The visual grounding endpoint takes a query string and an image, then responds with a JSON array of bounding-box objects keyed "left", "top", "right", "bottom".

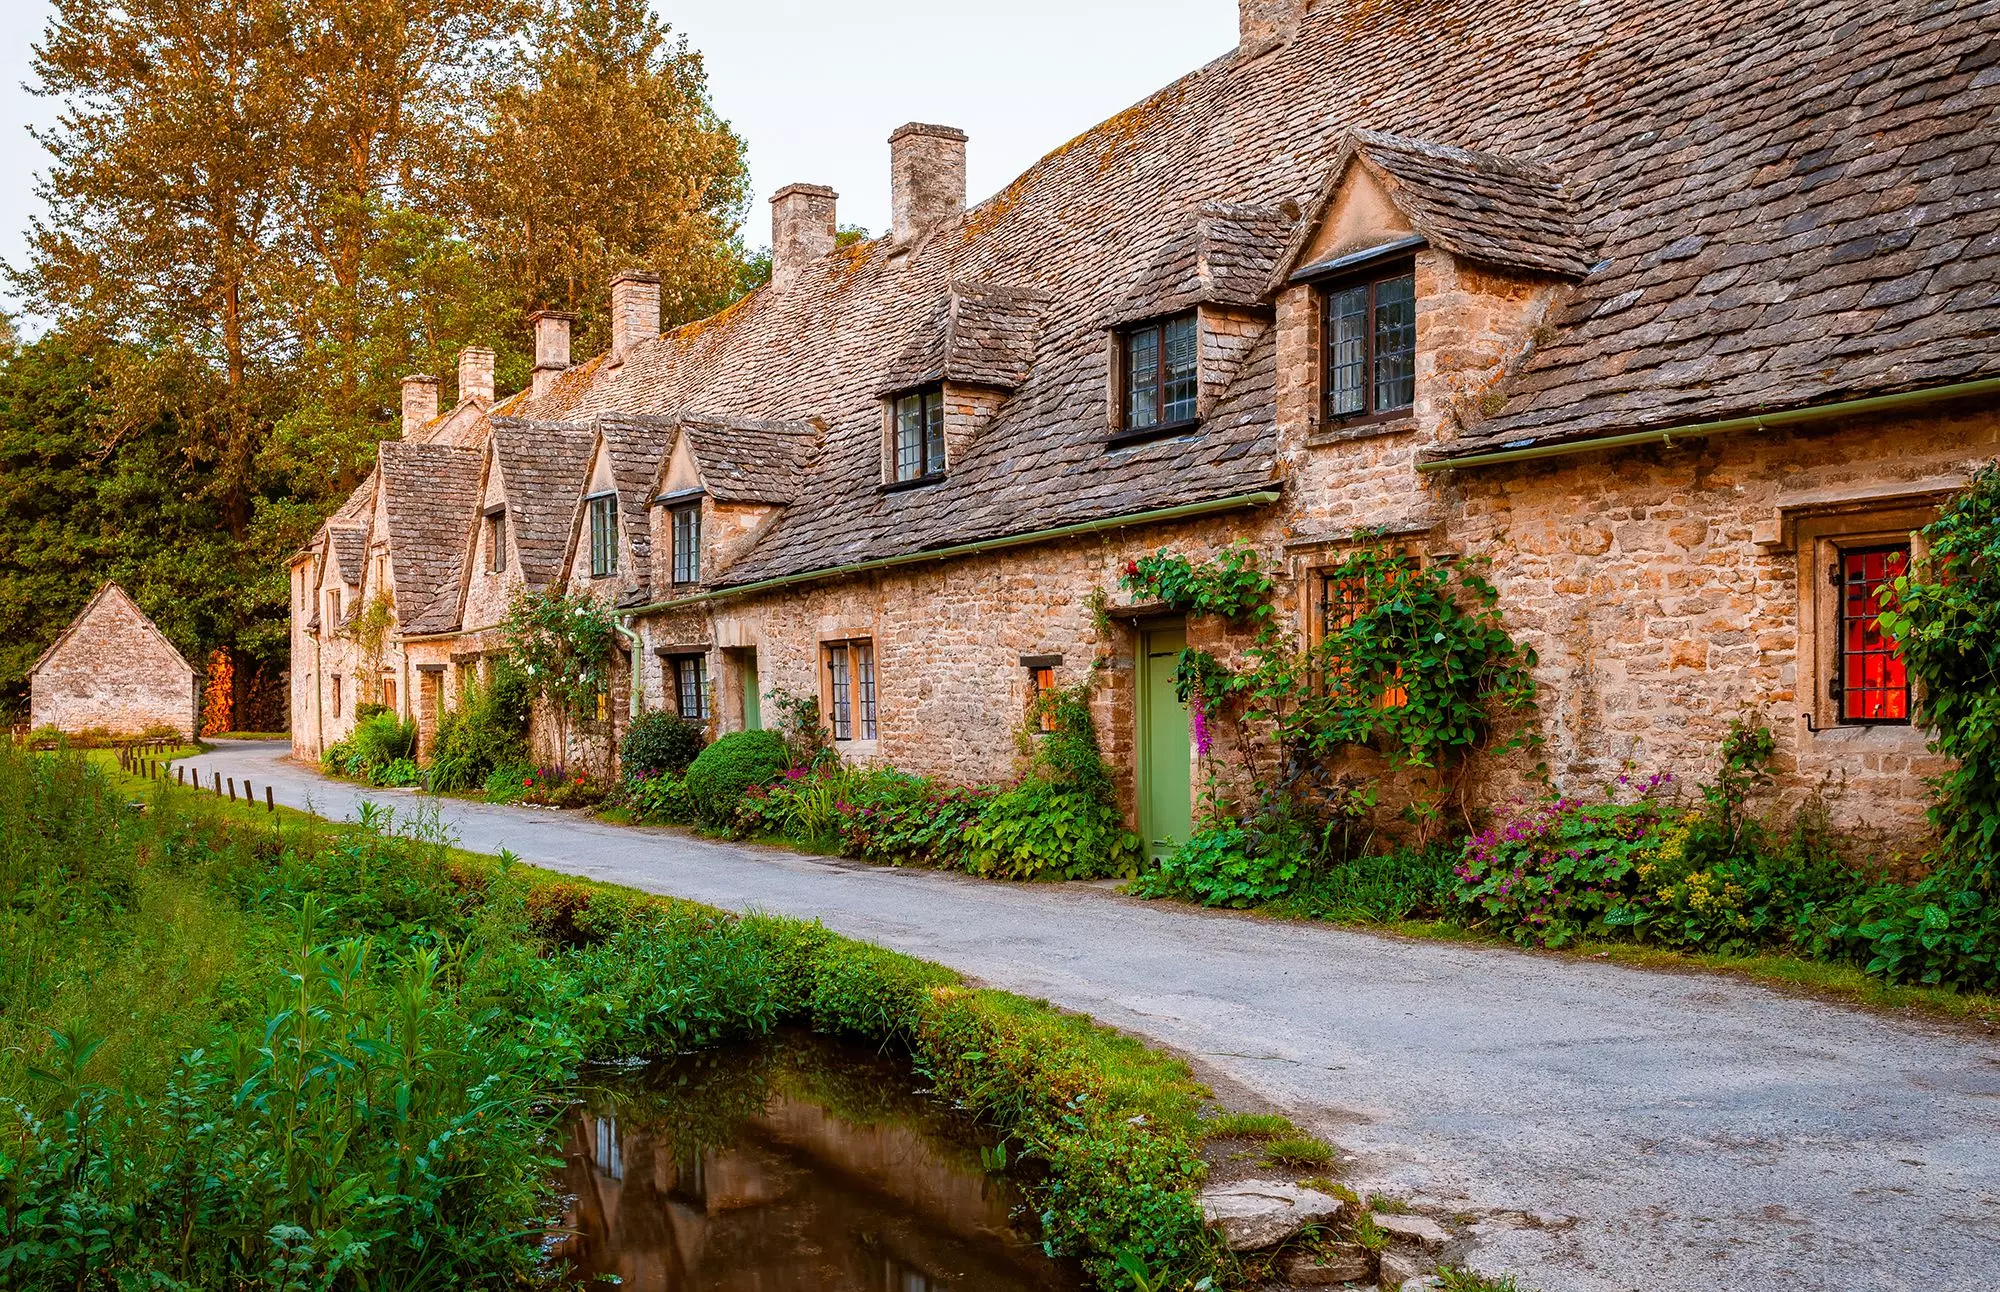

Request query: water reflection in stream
[{"left": 547, "top": 1032, "right": 1084, "bottom": 1291}]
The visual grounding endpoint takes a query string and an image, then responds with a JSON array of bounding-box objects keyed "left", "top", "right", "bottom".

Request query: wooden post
[
  {"left": 176, "top": 765, "right": 184, "bottom": 786},
  {"left": 265, "top": 785, "right": 275, "bottom": 813},
  {"left": 227, "top": 778, "right": 236, "bottom": 802},
  {"left": 213, "top": 770, "right": 221, "bottom": 794}
]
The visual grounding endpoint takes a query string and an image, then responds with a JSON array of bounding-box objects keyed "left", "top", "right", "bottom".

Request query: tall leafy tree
[{"left": 469, "top": 0, "right": 751, "bottom": 341}]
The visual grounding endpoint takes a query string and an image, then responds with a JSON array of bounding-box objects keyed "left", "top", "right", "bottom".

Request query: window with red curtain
[{"left": 1837, "top": 545, "right": 1910, "bottom": 723}]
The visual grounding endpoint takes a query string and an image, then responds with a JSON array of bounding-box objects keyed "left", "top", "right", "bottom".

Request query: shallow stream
[{"left": 546, "top": 1032, "right": 1085, "bottom": 1291}]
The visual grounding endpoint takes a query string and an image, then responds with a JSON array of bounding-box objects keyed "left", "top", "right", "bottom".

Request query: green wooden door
[
  {"left": 741, "top": 654, "right": 762, "bottom": 730},
  {"left": 1138, "top": 626, "right": 1192, "bottom": 859}
]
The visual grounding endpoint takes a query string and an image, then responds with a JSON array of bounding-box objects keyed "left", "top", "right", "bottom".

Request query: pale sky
[{"left": 0, "top": 1, "right": 1241, "bottom": 327}]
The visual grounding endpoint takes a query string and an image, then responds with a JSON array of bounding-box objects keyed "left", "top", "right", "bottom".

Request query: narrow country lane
[{"left": 193, "top": 742, "right": 1999, "bottom": 1292}]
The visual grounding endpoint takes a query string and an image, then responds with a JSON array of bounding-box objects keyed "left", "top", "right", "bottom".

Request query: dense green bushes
[
  {"left": 682, "top": 728, "right": 789, "bottom": 825},
  {"left": 318, "top": 710, "right": 418, "bottom": 785},
  {"left": 620, "top": 708, "right": 707, "bottom": 778},
  {"left": 427, "top": 668, "right": 530, "bottom": 790},
  {"left": 0, "top": 745, "right": 1223, "bottom": 1289}
]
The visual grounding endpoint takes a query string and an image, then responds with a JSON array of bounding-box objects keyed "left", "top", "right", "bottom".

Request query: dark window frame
[
  {"left": 1832, "top": 543, "right": 1912, "bottom": 726},
  {"left": 1319, "top": 263, "right": 1417, "bottom": 427},
  {"left": 670, "top": 503, "right": 701, "bottom": 585},
  {"left": 890, "top": 385, "right": 947, "bottom": 484},
  {"left": 587, "top": 492, "right": 619, "bottom": 578},
  {"left": 667, "top": 652, "right": 709, "bottom": 721},
  {"left": 1115, "top": 310, "right": 1200, "bottom": 440},
  {"left": 485, "top": 508, "right": 506, "bottom": 574}
]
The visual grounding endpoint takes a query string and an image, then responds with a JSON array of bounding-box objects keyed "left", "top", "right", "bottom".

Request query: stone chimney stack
[
  {"left": 456, "top": 346, "right": 495, "bottom": 405},
  {"left": 609, "top": 268, "right": 661, "bottom": 364},
  {"left": 889, "top": 123, "right": 967, "bottom": 244},
  {"left": 528, "top": 309, "right": 576, "bottom": 399},
  {"left": 769, "top": 183, "right": 838, "bottom": 293},
  {"left": 1239, "top": 0, "right": 1304, "bottom": 57},
  {"left": 400, "top": 374, "right": 439, "bottom": 437}
]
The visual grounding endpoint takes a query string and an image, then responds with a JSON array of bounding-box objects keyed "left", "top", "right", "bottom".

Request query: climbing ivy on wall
[{"left": 500, "top": 587, "right": 618, "bottom": 767}]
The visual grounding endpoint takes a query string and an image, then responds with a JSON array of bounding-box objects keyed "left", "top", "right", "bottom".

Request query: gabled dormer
[
  {"left": 561, "top": 414, "right": 677, "bottom": 604},
  {"left": 1103, "top": 203, "right": 1292, "bottom": 446},
  {"left": 460, "top": 417, "right": 596, "bottom": 629},
  {"left": 876, "top": 281, "right": 1048, "bottom": 486},
  {"left": 652, "top": 417, "right": 818, "bottom": 589},
  {"left": 1271, "top": 130, "right": 1594, "bottom": 446}
]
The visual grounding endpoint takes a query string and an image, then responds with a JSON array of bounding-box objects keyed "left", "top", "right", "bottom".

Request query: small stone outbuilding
[{"left": 29, "top": 583, "right": 199, "bottom": 739}]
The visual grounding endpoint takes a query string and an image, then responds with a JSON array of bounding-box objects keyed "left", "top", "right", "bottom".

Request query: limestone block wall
[{"left": 30, "top": 588, "right": 198, "bottom": 739}]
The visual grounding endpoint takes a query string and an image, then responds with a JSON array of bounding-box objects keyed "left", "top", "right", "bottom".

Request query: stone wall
[{"left": 31, "top": 587, "right": 198, "bottom": 739}]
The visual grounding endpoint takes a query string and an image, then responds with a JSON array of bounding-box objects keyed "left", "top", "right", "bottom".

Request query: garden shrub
[
  {"left": 683, "top": 729, "right": 789, "bottom": 827},
  {"left": 483, "top": 759, "right": 538, "bottom": 803},
  {"left": 621, "top": 708, "right": 707, "bottom": 779},
  {"left": 1272, "top": 845, "right": 1458, "bottom": 922},
  {"left": 962, "top": 679, "right": 1140, "bottom": 881},
  {"left": 1136, "top": 821, "right": 1303, "bottom": 908},
  {"left": 1453, "top": 796, "right": 1673, "bottom": 947},
  {"left": 627, "top": 771, "right": 695, "bottom": 823},
  {"left": 428, "top": 673, "right": 530, "bottom": 791}
]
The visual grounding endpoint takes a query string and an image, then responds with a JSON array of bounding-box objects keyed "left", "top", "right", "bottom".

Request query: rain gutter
[
  {"left": 623, "top": 490, "right": 1285, "bottom": 616},
  {"left": 1416, "top": 377, "right": 2000, "bottom": 473}
]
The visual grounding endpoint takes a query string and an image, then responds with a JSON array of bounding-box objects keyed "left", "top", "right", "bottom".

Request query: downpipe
[{"left": 614, "top": 614, "right": 645, "bottom": 719}]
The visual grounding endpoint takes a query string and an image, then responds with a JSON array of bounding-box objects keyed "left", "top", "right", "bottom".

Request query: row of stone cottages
[{"left": 290, "top": 0, "right": 2000, "bottom": 856}]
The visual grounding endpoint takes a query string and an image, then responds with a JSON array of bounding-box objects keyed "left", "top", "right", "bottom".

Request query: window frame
[
  {"left": 1310, "top": 562, "right": 1410, "bottom": 710},
  {"left": 888, "top": 385, "right": 948, "bottom": 485},
  {"left": 670, "top": 503, "right": 701, "bottom": 585},
  {"left": 1318, "top": 262, "right": 1417, "bottom": 427},
  {"left": 821, "top": 638, "right": 878, "bottom": 743},
  {"left": 667, "top": 652, "right": 710, "bottom": 722},
  {"left": 1114, "top": 310, "right": 1200, "bottom": 441},
  {"left": 1831, "top": 543, "right": 1912, "bottom": 727},
  {"left": 485, "top": 507, "right": 507, "bottom": 574},
  {"left": 587, "top": 492, "right": 619, "bottom": 579},
  {"left": 330, "top": 673, "right": 342, "bottom": 719}
]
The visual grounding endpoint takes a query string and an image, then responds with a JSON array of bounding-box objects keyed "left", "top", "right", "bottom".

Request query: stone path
[{"left": 195, "top": 741, "right": 2000, "bottom": 1292}]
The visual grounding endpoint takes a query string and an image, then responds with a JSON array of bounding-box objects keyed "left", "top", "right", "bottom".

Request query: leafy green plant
[
  {"left": 428, "top": 670, "right": 530, "bottom": 791},
  {"left": 682, "top": 729, "right": 789, "bottom": 827},
  {"left": 963, "top": 680, "right": 1140, "bottom": 881},
  {"left": 1120, "top": 543, "right": 1275, "bottom": 624},
  {"left": 766, "top": 687, "right": 831, "bottom": 769},
  {"left": 499, "top": 586, "right": 618, "bottom": 769},
  {"left": 1137, "top": 821, "right": 1304, "bottom": 908},
  {"left": 621, "top": 708, "right": 707, "bottom": 779}
]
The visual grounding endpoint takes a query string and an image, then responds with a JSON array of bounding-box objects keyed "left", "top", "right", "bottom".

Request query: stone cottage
[
  {"left": 290, "top": 0, "right": 2000, "bottom": 854},
  {"left": 32, "top": 583, "right": 199, "bottom": 739}
]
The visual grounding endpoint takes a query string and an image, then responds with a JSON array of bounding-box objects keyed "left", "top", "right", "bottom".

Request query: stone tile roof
[
  {"left": 489, "top": 418, "right": 596, "bottom": 590},
  {"left": 31, "top": 582, "right": 195, "bottom": 677},
  {"left": 1298, "top": 132, "right": 1593, "bottom": 280},
  {"left": 881, "top": 281, "right": 1052, "bottom": 393},
  {"left": 679, "top": 418, "right": 820, "bottom": 505},
  {"left": 494, "top": 0, "right": 1997, "bottom": 575},
  {"left": 1118, "top": 203, "right": 1293, "bottom": 321},
  {"left": 378, "top": 441, "right": 484, "bottom": 634},
  {"left": 325, "top": 525, "right": 368, "bottom": 587},
  {"left": 597, "top": 414, "right": 680, "bottom": 603}
]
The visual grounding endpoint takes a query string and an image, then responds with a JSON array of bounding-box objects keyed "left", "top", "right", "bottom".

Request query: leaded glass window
[
  {"left": 671, "top": 504, "right": 700, "bottom": 584},
  {"left": 893, "top": 387, "right": 946, "bottom": 481},
  {"left": 588, "top": 493, "right": 618, "bottom": 577},
  {"left": 822, "top": 639, "right": 877, "bottom": 742},
  {"left": 1322, "top": 268, "right": 1416, "bottom": 422},
  {"left": 673, "top": 654, "right": 709, "bottom": 721},
  {"left": 1836, "top": 545, "right": 1910, "bottom": 724},
  {"left": 1121, "top": 312, "right": 1199, "bottom": 431}
]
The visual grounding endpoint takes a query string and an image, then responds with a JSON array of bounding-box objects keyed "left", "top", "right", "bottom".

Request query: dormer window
[
  {"left": 1121, "top": 312, "right": 1198, "bottom": 432},
  {"left": 486, "top": 507, "right": 506, "bottom": 574},
  {"left": 892, "top": 386, "right": 946, "bottom": 483},
  {"left": 1323, "top": 267, "right": 1416, "bottom": 423},
  {"left": 588, "top": 493, "right": 618, "bottom": 578},
  {"left": 670, "top": 503, "right": 701, "bottom": 584}
]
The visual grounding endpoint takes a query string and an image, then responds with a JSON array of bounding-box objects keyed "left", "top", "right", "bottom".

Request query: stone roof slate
[
  {"left": 326, "top": 525, "right": 368, "bottom": 587},
  {"left": 881, "top": 281, "right": 1052, "bottom": 393},
  {"left": 1301, "top": 132, "right": 1593, "bottom": 280},
  {"left": 1118, "top": 203, "right": 1294, "bottom": 320},
  {"left": 31, "top": 582, "right": 196, "bottom": 678},
  {"left": 679, "top": 418, "right": 819, "bottom": 505},
  {"left": 378, "top": 441, "right": 484, "bottom": 634},
  {"left": 489, "top": 418, "right": 597, "bottom": 590},
  {"left": 597, "top": 415, "right": 679, "bottom": 603},
  {"left": 495, "top": 0, "right": 2000, "bottom": 570}
]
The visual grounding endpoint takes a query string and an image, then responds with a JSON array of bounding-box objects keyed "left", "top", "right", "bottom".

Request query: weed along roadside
[{"left": 0, "top": 741, "right": 1520, "bottom": 1291}]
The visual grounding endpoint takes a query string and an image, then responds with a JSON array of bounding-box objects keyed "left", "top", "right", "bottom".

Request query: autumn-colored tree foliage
[
  {"left": 1, "top": 0, "right": 751, "bottom": 720},
  {"left": 200, "top": 649, "right": 235, "bottom": 736}
]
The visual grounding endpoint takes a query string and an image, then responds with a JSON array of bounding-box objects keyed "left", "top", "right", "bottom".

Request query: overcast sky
[{"left": 0, "top": 1, "right": 1240, "bottom": 325}]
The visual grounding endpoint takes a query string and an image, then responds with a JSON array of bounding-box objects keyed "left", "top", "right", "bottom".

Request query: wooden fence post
[{"left": 265, "top": 785, "right": 275, "bottom": 813}]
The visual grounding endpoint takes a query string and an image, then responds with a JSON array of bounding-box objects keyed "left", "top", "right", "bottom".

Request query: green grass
[
  {"left": 1261, "top": 1135, "right": 1336, "bottom": 1168},
  {"left": 1198, "top": 1111, "right": 1299, "bottom": 1140}
]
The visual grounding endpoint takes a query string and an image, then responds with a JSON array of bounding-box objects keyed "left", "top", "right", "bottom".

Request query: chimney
[
  {"left": 609, "top": 268, "right": 661, "bottom": 364},
  {"left": 456, "top": 345, "right": 495, "bottom": 405},
  {"left": 528, "top": 309, "right": 576, "bottom": 399},
  {"left": 889, "top": 123, "right": 967, "bottom": 244},
  {"left": 1239, "top": 0, "right": 1304, "bottom": 57},
  {"left": 769, "top": 183, "right": 838, "bottom": 292},
  {"left": 400, "top": 374, "right": 438, "bottom": 437}
]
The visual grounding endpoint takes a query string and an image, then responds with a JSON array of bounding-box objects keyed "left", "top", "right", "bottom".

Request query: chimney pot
[
  {"left": 769, "top": 183, "right": 838, "bottom": 292},
  {"left": 400, "top": 374, "right": 439, "bottom": 437},
  {"left": 889, "top": 123, "right": 967, "bottom": 244},
  {"left": 1239, "top": 0, "right": 1304, "bottom": 57},
  {"left": 528, "top": 309, "right": 577, "bottom": 399},
  {"left": 456, "top": 346, "right": 495, "bottom": 405},
  {"left": 609, "top": 268, "right": 661, "bottom": 364}
]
